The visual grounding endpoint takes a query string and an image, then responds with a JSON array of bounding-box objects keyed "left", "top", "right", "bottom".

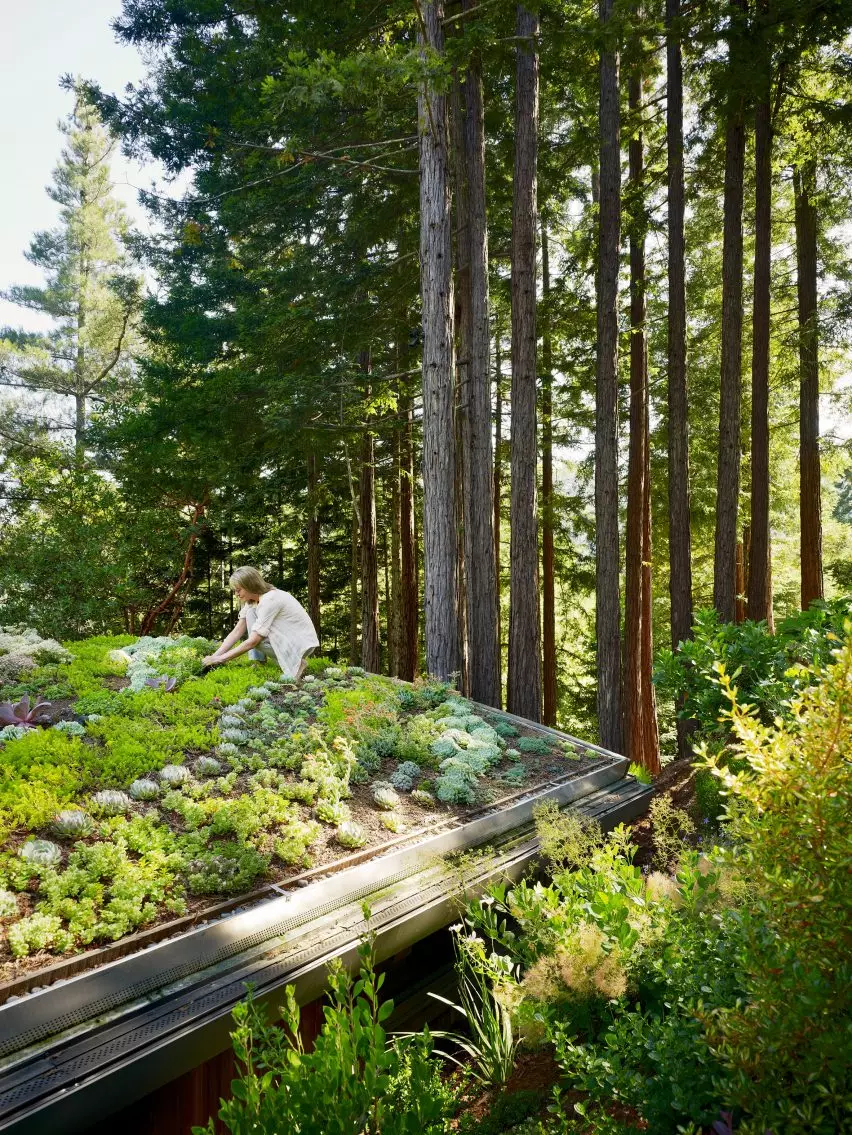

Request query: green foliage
[
  {"left": 646, "top": 796, "right": 695, "bottom": 872},
  {"left": 194, "top": 947, "right": 453, "bottom": 1135},
  {"left": 697, "top": 634, "right": 852, "bottom": 1132},
  {"left": 654, "top": 600, "right": 852, "bottom": 740}
]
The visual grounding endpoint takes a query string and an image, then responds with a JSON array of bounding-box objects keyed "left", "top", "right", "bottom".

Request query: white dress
[{"left": 240, "top": 589, "right": 319, "bottom": 677}]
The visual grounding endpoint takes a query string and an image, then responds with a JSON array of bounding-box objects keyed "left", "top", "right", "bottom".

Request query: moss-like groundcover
[{"left": 0, "top": 631, "right": 591, "bottom": 971}]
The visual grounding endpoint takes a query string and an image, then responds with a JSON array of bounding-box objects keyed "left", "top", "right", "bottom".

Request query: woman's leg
[{"left": 244, "top": 606, "right": 271, "bottom": 663}]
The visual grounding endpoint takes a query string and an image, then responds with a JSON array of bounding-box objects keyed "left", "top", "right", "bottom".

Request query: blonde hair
[{"left": 229, "top": 566, "right": 274, "bottom": 596}]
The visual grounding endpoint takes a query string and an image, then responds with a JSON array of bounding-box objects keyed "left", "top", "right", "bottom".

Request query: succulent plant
[
  {"left": 371, "top": 782, "right": 400, "bottom": 811},
  {"left": 91, "top": 790, "right": 132, "bottom": 816},
  {"left": 52, "top": 720, "right": 86, "bottom": 737},
  {"left": 390, "top": 761, "right": 421, "bottom": 792},
  {"left": 324, "top": 667, "right": 344, "bottom": 679},
  {"left": 0, "top": 725, "right": 27, "bottom": 743},
  {"left": 130, "top": 778, "right": 160, "bottom": 801},
  {"left": 219, "top": 713, "right": 244, "bottom": 729},
  {"left": 53, "top": 809, "right": 94, "bottom": 838},
  {"left": 517, "top": 735, "right": 552, "bottom": 756},
  {"left": 0, "top": 890, "right": 19, "bottom": 920},
  {"left": 411, "top": 789, "right": 436, "bottom": 809},
  {"left": 160, "top": 764, "right": 190, "bottom": 785},
  {"left": 494, "top": 721, "right": 519, "bottom": 739},
  {"left": 246, "top": 686, "right": 272, "bottom": 701},
  {"left": 145, "top": 675, "right": 178, "bottom": 692},
  {"left": 220, "top": 728, "right": 250, "bottom": 745},
  {"left": 315, "top": 798, "right": 351, "bottom": 825},
  {"left": 20, "top": 839, "right": 62, "bottom": 867},
  {"left": 336, "top": 821, "right": 368, "bottom": 849},
  {"left": 381, "top": 812, "right": 406, "bottom": 834},
  {"left": 217, "top": 742, "right": 239, "bottom": 758},
  {"left": 0, "top": 695, "right": 51, "bottom": 730},
  {"left": 195, "top": 756, "right": 221, "bottom": 778}
]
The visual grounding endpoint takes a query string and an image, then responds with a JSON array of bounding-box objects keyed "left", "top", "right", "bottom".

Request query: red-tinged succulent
[
  {"left": 145, "top": 675, "right": 178, "bottom": 692},
  {"left": 0, "top": 695, "right": 52, "bottom": 729}
]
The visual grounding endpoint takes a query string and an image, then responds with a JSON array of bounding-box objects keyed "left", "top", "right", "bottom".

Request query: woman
[{"left": 202, "top": 567, "right": 319, "bottom": 679}]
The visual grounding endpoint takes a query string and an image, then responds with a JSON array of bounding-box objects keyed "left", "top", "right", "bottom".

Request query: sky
[{"left": 0, "top": 0, "right": 158, "bottom": 332}]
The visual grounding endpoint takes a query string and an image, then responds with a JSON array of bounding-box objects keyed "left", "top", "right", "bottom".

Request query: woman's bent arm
[{"left": 212, "top": 618, "right": 246, "bottom": 658}]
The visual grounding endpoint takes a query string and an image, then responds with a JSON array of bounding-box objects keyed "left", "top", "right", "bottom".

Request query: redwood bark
[
  {"left": 747, "top": 91, "right": 773, "bottom": 627},
  {"left": 508, "top": 4, "right": 542, "bottom": 722},
  {"left": 595, "top": 0, "right": 624, "bottom": 753},
  {"left": 665, "top": 0, "right": 693, "bottom": 654},
  {"left": 419, "top": 0, "right": 460, "bottom": 680},
  {"left": 359, "top": 354, "right": 380, "bottom": 674},
  {"left": 794, "top": 162, "right": 823, "bottom": 609},
  {"left": 460, "top": 12, "right": 500, "bottom": 706},
  {"left": 625, "top": 51, "right": 660, "bottom": 775},
  {"left": 390, "top": 420, "right": 402, "bottom": 676},
  {"left": 349, "top": 510, "right": 360, "bottom": 666},
  {"left": 541, "top": 221, "right": 557, "bottom": 727},
  {"left": 494, "top": 331, "right": 503, "bottom": 677},
  {"left": 307, "top": 451, "right": 321, "bottom": 647},
  {"left": 400, "top": 388, "right": 419, "bottom": 679},
  {"left": 666, "top": 0, "right": 694, "bottom": 760},
  {"left": 735, "top": 539, "right": 746, "bottom": 622},
  {"left": 713, "top": 0, "right": 748, "bottom": 623}
]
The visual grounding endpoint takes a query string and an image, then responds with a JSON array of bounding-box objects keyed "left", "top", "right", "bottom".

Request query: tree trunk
[
  {"left": 349, "top": 510, "right": 360, "bottom": 666},
  {"left": 400, "top": 388, "right": 419, "bottom": 680},
  {"left": 665, "top": 0, "right": 693, "bottom": 650},
  {"left": 735, "top": 539, "right": 746, "bottom": 622},
  {"left": 494, "top": 330, "right": 503, "bottom": 684},
  {"left": 794, "top": 162, "right": 823, "bottom": 609},
  {"left": 641, "top": 375, "right": 660, "bottom": 772},
  {"left": 359, "top": 353, "right": 381, "bottom": 673},
  {"left": 713, "top": 0, "right": 748, "bottom": 623},
  {"left": 666, "top": 0, "right": 694, "bottom": 760},
  {"left": 595, "top": 0, "right": 624, "bottom": 754},
  {"left": 508, "top": 3, "right": 542, "bottom": 722},
  {"left": 307, "top": 451, "right": 322, "bottom": 648},
  {"left": 390, "top": 420, "right": 402, "bottom": 677},
  {"left": 459, "top": 12, "right": 500, "bottom": 706},
  {"left": 624, "top": 46, "right": 660, "bottom": 775},
  {"left": 541, "top": 221, "right": 557, "bottom": 727},
  {"left": 419, "top": 0, "right": 460, "bottom": 681},
  {"left": 747, "top": 88, "right": 773, "bottom": 626},
  {"left": 625, "top": 59, "right": 647, "bottom": 771}
]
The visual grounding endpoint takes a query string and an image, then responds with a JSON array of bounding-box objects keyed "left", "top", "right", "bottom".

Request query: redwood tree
[
  {"left": 508, "top": 3, "right": 542, "bottom": 721},
  {"left": 794, "top": 161, "right": 824, "bottom": 609},
  {"left": 595, "top": 0, "right": 624, "bottom": 753},
  {"left": 713, "top": 0, "right": 748, "bottom": 623},
  {"left": 419, "top": 0, "right": 460, "bottom": 681}
]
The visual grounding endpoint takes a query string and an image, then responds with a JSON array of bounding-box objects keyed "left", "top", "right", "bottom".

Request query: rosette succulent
[
  {"left": 411, "top": 789, "right": 436, "bottom": 809},
  {"left": 92, "top": 790, "right": 132, "bottom": 816},
  {"left": 336, "top": 821, "right": 368, "bottom": 849},
  {"left": 0, "top": 695, "right": 51, "bottom": 730},
  {"left": 52, "top": 720, "right": 85, "bottom": 737},
  {"left": 371, "top": 782, "right": 400, "bottom": 811},
  {"left": 0, "top": 890, "right": 18, "bottom": 920},
  {"left": 160, "top": 764, "right": 190, "bottom": 786},
  {"left": 315, "top": 798, "right": 350, "bottom": 825},
  {"left": 195, "top": 756, "right": 221, "bottom": 778},
  {"left": 20, "top": 839, "right": 62, "bottom": 867},
  {"left": 130, "top": 778, "right": 160, "bottom": 801},
  {"left": 389, "top": 761, "right": 421, "bottom": 792},
  {"left": 53, "top": 809, "right": 94, "bottom": 838},
  {"left": 381, "top": 813, "right": 405, "bottom": 834}
]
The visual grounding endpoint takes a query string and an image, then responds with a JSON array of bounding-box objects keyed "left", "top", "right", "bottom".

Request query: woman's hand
[{"left": 202, "top": 654, "right": 224, "bottom": 668}]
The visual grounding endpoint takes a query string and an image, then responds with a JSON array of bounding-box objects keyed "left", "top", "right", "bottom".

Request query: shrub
[
  {"left": 654, "top": 600, "right": 851, "bottom": 741},
  {"left": 194, "top": 947, "right": 453, "bottom": 1135},
  {"left": 697, "top": 633, "right": 852, "bottom": 1133}
]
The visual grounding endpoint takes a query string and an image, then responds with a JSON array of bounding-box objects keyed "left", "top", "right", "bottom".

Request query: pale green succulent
[
  {"left": 315, "top": 798, "right": 351, "bottom": 825},
  {"left": 336, "top": 821, "right": 368, "bottom": 849},
  {"left": 195, "top": 756, "right": 221, "bottom": 778},
  {"left": 411, "top": 789, "right": 436, "bottom": 809},
  {"left": 130, "top": 778, "right": 160, "bottom": 801},
  {"left": 381, "top": 812, "right": 406, "bottom": 834},
  {"left": 52, "top": 720, "right": 85, "bottom": 737},
  {"left": 371, "top": 782, "right": 400, "bottom": 811},
  {"left": 20, "top": 839, "right": 62, "bottom": 867},
  {"left": 160, "top": 764, "right": 190, "bottom": 786},
  {"left": 53, "top": 809, "right": 94, "bottom": 838},
  {"left": 92, "top": 790, "right": 132, "bottom": 815},
  {"left": 0, "top": 890, "right": 19, "bottom": 920}
]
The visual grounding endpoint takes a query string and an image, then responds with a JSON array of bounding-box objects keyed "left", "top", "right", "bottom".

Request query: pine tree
[{"left": 1, "top": 92, "right": 139, "bottom": 465}]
